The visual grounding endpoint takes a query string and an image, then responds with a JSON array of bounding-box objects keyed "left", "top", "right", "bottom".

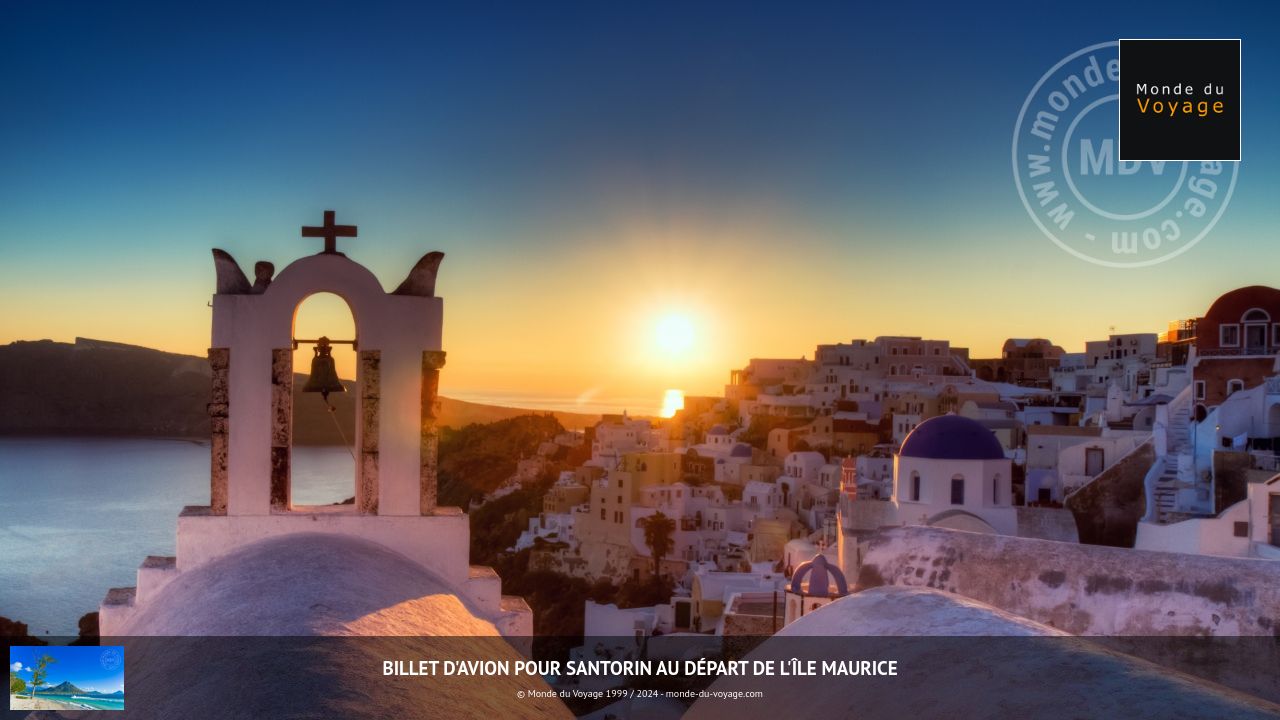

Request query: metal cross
[{"left": 301, "top": 210, "right": 357, "bottom": 254}]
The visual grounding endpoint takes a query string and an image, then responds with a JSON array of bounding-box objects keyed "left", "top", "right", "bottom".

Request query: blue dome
[
  {"left": 900, "top": 414, "right": 1005, "bottom": 461},
  {"left": 789, "top": 554, "right": 848, "bottom": 598},
  {"left": 730, "top": 443, "right": 753, "bottom": 458}
]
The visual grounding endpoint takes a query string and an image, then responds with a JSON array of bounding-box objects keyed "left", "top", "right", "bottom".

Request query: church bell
[{"left": 303, "top": 336, "right": 346, "bottom": 400}]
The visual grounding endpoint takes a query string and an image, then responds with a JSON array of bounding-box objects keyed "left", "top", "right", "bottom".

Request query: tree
[
  {"left": 641, "top": 511, "right": 675, "bottom": 579},
  {"left": 9, "top": 671, "right": 25, "bottom": 695},
  {"left": 29, "top": 654, "right": 54, "bottom": 699}
]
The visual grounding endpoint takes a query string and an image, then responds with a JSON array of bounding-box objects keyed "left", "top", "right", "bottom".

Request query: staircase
[{"left": 1147, "top": 385, "right": 1199, "bottom": 523}]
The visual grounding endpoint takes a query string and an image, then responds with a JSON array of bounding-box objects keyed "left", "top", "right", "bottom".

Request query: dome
[
  {"left": 788, "top": 554, "right": 848, "bottom": 598},
  {"left": 112, "top": 533, "right": 571, "bottom": 718},
  {"left": 899, "top": 414, "right": 1004, "bottom": 461},
  {"left": 684, "top": 588, "right": 1280, "bottom": 720},
  {"left": 1203, "top": 285, "right": 1280, "bottom": 323},
  {"left": 120, "top": 533, "right": 500, "bottom": 636},
  {"left": 729, "top": 442, "right": 753, "bottom": 458},
  {"left": 707, "top": 424, "right": 729, "bottom": 436}
]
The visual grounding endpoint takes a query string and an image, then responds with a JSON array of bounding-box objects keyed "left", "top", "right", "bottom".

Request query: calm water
[
  {"left": 57, "top": 696, "right": 126, "bottom": 710},
  {"left": 0, "top": 438, "right": 354, "bottom": 636}
]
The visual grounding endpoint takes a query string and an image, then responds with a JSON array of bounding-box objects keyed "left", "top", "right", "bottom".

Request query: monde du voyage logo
[{"left": 1012, "top": 40, "right": 1240, "bottom": 268}]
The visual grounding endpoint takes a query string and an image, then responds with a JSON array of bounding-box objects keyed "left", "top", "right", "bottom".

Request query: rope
[{"left": 323, "top": 396, "right": 357, "bottom": 461}]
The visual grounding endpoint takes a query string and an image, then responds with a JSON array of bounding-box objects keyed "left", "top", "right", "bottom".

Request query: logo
[
  {"left": 1012, "top": 42, "right": 1237, "bottom": 268},
  {"left": 100, "top": 648, "right": 122, "bottom": 671},
  {"left": 1119, "top": 39, "right": 1240, "bottom": 161}
]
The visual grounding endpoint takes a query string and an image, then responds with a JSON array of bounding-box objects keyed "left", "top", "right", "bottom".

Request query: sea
[
  {"left": 0, "top": 437, "right": 354, "bottom": 636},
  {"left": 58, "top": 695, "right": 126, "bottom": 710}
]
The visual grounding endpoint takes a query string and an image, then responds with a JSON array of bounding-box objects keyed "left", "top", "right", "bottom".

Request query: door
[
  {"left": 1246, "top": 323, "right": 1268, "bottom": 355},
  {"left": 1085, "top": 447, "right": 1105, "bottom": 477},
  {"left": 1270, "top": 494, "right": 1280, "bottom": 546},
  {"left": 674, "top": 600, "right": 691, "bottom": 630}
]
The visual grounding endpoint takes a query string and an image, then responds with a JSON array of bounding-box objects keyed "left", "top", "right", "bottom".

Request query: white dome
[
  {"left": 100, "top": 533, "right": 571, "bottom": 719},
  {"left": 119, "top": 532, "right": 495, "bottom": 636},
  {"left": 684, "top": 587, "right": 1280, "bottom": 719}
]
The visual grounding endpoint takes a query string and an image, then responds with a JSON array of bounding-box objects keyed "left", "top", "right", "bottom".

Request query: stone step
[
  {"left": 500, "top": 595, "right": 532, "bottom": 613},
  {"left": 136, "top": 555, "right": 179, "bottom": 605},
  {"left": 99, "top": 586, "right": 137, "bottom": 637},
  {"left": 496, "top": 595, "right": 535, "bottom": 643},
  {"left": 103, "top": 586, "right": 136, "bottom": 607},
  {"left": 464, "top": 565, "right": 502, "bottom": 616}
]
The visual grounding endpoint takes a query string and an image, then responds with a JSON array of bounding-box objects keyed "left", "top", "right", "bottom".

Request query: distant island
[
  {"left": 37, "top": 681, "right": 86, "bottom": 696},
  {"left": 0, "top": 338, "right": 603, "bottom": 439}
]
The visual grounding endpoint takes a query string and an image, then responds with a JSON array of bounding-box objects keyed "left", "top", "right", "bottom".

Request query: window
[
  {"left": 1220, "top": 324, "right": 1240, "bottom": 347},
  {"left": 1227, "top": 379, "right": 1244, "bottom": 396},
  {"left": 1194, "top": 380, "right": 1206, "bottom": 401},
  {"left": 1243, "top": 309, "right": 1270, "bottom": 323},
  {"left": 910, "top": 472, "right": 921, "bottom": 502},
  {"left": 1233, "top": 521, "right": 1249, "bottom": 538},
  {"left": 992, "top": 475, "right": 1000, "bottom": 505},
  {"left": 950, "top": 475, "right": 965, "bottom": 505},
  {"left": 600, "top": 508, "right": 606, "bottom": 520}
]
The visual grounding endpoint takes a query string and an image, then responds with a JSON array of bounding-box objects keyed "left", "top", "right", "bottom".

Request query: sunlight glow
[
  {"left": 660, "top": 389, "right": 685, "bottom": 418},
  {"left": 655, "top": 313, "right": 696, "bottom": 357}
]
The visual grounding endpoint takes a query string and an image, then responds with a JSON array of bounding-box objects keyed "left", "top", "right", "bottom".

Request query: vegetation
[
  {"left": 641, "top": 512, "right": 675, "bottom": 578},
  {"left": 615, "top": 575, "right": 674, "bottom": 610},
  {"left": 438, "top": 414, "right": 565, "bottom": 507},
  {"left": 29, "top": 654, "right": 54, "bottom": 699},
  {"left": 457, "top": 413, "right": 678, "bottom": 649},
  {"left": 71, "top": 612, "right": 99, "bottom": 645},
  {"left": 9, "top": 671, "right": 24, "bottom": 695},
  {"left": 469, "top": 483, "right": 554, "bottom": 568},
  {"left": 492, "top": 550, "right": 617, "bottom": 637},
  {"left": 0, "top": 616, "right": 44, "bottom": 645}
]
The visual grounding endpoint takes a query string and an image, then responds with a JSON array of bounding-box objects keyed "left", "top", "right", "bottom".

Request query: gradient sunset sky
[{"left": 3, "top": 1, "right": 1279, "bottom": 414}]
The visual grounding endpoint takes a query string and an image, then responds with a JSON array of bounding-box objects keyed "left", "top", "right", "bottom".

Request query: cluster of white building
[{"left": 502, "top": 295, "right": 1280, "bottom": 642}]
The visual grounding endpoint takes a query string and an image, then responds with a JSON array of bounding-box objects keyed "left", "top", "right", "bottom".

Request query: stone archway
[
  {"left": 286, "top": 292, "right": 362, "bottom": 509},
  {"left": 210, "top": 250, "right": 444, "bottom": 517}
]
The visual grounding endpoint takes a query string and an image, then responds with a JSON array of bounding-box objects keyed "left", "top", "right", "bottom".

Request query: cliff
[{"left": 0, "top": 339, "right": 600, "bottom": 442}]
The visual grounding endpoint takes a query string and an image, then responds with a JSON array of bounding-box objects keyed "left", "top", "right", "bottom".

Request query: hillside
[
  {"left": 38, "top": 681, "right": 87, "bottom": 695},
  {"left": 0, "top": 339, "right": 601, "bottom": 440}
]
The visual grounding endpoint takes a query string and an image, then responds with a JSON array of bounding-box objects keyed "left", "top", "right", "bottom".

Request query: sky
[
  {"left": 10, "top": 646, "right": 125, "bottom": 694},
  {"left": 3, "top": 1, "right": 1280, "bottom": 415}
]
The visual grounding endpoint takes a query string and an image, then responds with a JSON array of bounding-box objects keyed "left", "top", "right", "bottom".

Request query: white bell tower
[{"left": 99, "top": 211, "right": 532, "bottom": 638}]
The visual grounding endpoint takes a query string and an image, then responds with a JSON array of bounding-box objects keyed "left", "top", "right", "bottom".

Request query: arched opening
[
  {"left": 1242, "top": 308, "right": 1270, "bottom": 354},
  {"left": 950, "top": 474, "right": 965, "bottom": 505},
  {"left": 290, "top": 292, "right": 358, "bottom": 507}
]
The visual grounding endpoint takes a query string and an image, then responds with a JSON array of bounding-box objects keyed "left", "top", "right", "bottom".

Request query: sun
[
  {"left": 660, "top": 389, "right": 685, "bottom": 418},
  {"left": 654, "top": 313, "right": 696, "bottom": 357}
]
